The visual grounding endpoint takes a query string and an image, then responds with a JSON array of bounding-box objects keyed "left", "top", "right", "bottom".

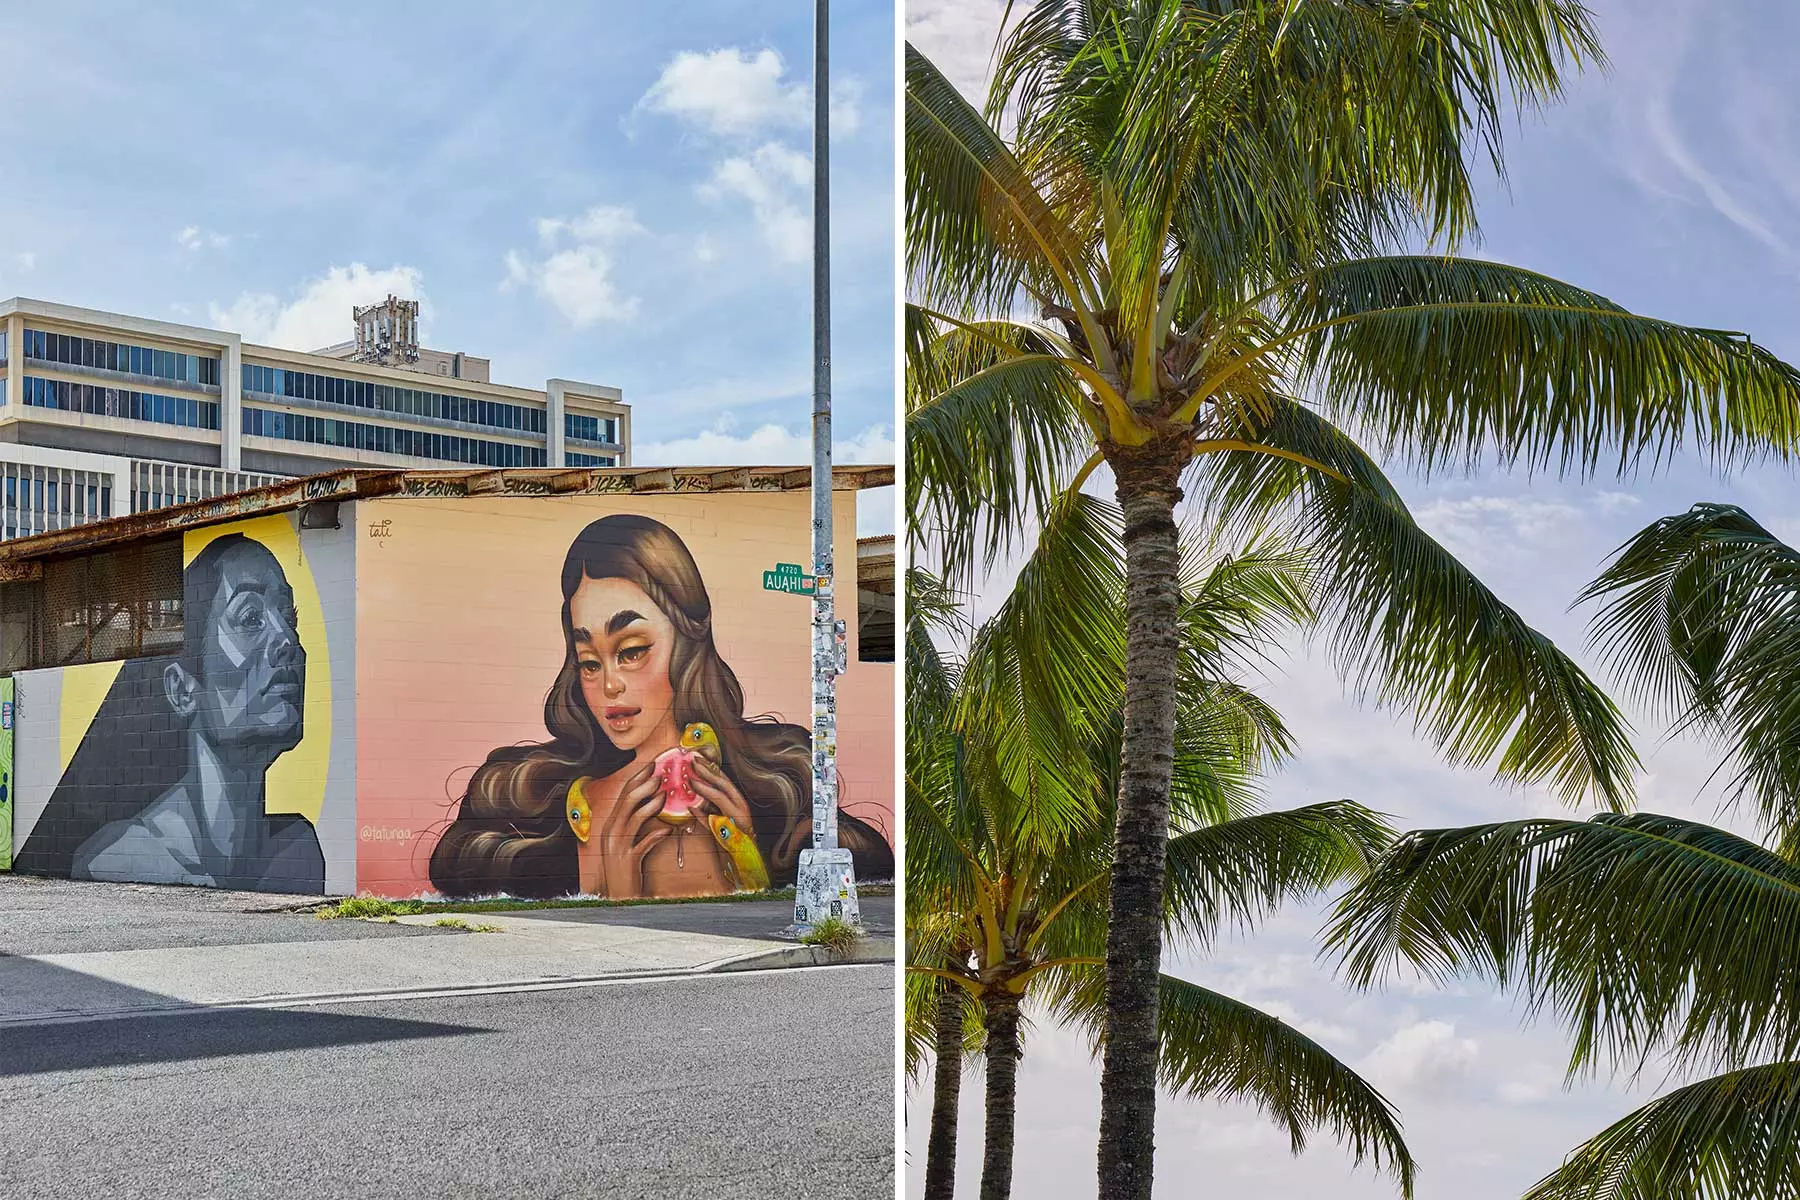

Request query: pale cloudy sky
[
  {"left": 905, "top": 1, "right": 1800, "bottom": 1197},
  {"left": 0, "top": 1, "right": 893, "bottom": 531}
]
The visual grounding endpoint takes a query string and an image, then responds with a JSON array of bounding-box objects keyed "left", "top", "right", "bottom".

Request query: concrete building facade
[{"left": 0, "top": 297, "right": 630, "bottom": 537}]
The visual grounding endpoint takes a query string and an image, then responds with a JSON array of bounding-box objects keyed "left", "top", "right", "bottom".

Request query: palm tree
[
  {"left": 906, "top": 497, "right": 1416, "bottom": 1199},
  {"left": 906, "top": 5, "right": 1800, "bottom": 1193},
  {"left": 1328, "top": 503, "right": 1800, "bottom": 1199}
]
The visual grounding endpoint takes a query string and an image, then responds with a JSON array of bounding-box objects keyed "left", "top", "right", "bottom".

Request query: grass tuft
[
  {"left": 315, "top": 896, "right": 425, "bottom": 920},
  {"left": 799, "top": 915, "right": 864, "bottom": 954}
]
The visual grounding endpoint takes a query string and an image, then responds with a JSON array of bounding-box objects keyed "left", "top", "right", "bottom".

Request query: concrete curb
[
  {"left": 0, "top": 941, "right": 894, "bottom": 1029},
  {"left": 703, "top": 938, "right": 895, "bottom": 973}
]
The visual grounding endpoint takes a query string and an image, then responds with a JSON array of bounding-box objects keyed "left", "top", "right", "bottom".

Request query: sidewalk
[{"left": 0, "top": 877, "right": 894, "bottom": 1025}]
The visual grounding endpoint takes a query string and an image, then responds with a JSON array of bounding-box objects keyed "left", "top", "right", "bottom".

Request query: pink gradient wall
[{"left": 351, "top": 490, "right": 892, "bottom": 897}]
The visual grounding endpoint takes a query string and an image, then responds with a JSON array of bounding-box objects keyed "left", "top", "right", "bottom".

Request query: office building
[{"left": 0, "top": 295, "right": 630, "bottom": 538}]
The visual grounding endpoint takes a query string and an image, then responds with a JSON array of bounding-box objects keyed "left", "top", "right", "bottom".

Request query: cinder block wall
[
  {"left": 7, "top": 510, "right": 358, "bottom": 894},
  {"left": 351, "top": 490, "right": 895, "bottom": 899}
]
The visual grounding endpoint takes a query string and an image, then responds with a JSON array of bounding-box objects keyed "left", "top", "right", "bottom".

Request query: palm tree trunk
[
  {"left": 979, "top": 989, "right": 1023, "bottom": 1200},
  {"left": 1097, "top": 439, "right": 1187, "bottom": 1200},
  {"left": 924, "top": 983, "right": 965, "bottom": 1200}
]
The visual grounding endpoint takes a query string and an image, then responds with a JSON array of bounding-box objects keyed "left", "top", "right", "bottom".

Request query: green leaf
[
  {"left": 1329, "top": 813, "right": 1800, "bottom": 1076},
  {"left": 1194, "top": 395, "right": 1641, "bottom": 809},
  {"left": 1162, "top": 800, "right": 1394, "bottom": 946},
  {"left": 1522, "top": 1062, "right": 1800, "bottom": 1200},
  {"left": 906, "top": 308, "right": 1092, "bottom": 582},
  {"left": 1049, "top": 965, "right": 1417, "bottom": 1196},
  {"left": 906, "top": 43, "right": 1096, "bottom": 319},
  {"left": 1278, "top": 256, "right": 1800, "bottom": 478},
  {"left": 1582, "top": 503, "right": 1800, "bottom": 838}
]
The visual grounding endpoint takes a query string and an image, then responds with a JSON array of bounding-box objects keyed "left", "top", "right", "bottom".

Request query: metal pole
[
  {"left": 794, "top": 0, "right": 859, "bottom": 932},
  {"left": 811, "top": 0, "right": 837, "bottom": 856}
]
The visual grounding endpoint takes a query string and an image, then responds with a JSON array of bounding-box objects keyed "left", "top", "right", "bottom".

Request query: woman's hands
[
  {"left": 589, "top": 762, "right": 673, "bottom": 899},
  {"left": 689, "top": 757, "right": 754, "bottom": 831},
  {"left": 578, "top": 757, "right": 753, "bottom": 898}
]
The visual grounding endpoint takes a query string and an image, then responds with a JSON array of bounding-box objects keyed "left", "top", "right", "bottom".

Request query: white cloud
[
  {"left": 1644, "top": 93, "right": 1788, "bottom": 256},
  {"left": 210, "top": 262, "right": 424, "bottom": 350},
  {"left": 829, "top": 77, "right": 864, "bottom": 138},
  {"left": 535, "top": 205, "right": 644, "bottom": 245},
  {"left": 702, "top": 141, "right": 812, "bottom": 263},
  {"left": 174, "top": 225, "right": 230, "bottom": 252},
  {"left": 1361, "top": 1020, "right": 1480, "bottom": 1095},
  {"left": 634, "top": 421, "right": 894, "bottom": 537},
  {"left": 906, "top": 0, "right": 1011, "bottom": 102},
  {"left": 639, "top": 47, "right": 810, "bottom": 138},
  {"left": 502, "top": 204, "right": 642, "bottom": 326},
  {"left": 15, "top": 252, "right": 35, "bottom": 272},
  {"left": 633, "top": 420, "right": 893, "bottom": 468},
  {"left": 637, "top": 46, "right": 861, "bottom": 140}
]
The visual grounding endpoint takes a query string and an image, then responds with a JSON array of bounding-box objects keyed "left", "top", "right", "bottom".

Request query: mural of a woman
[{"left": 428, "top": 514, "right": 894, "bottom": 899}]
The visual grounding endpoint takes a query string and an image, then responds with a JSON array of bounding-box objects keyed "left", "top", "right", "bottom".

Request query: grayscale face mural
[{"left": 14, "top": 534, "right": 325, "bottom": 894}]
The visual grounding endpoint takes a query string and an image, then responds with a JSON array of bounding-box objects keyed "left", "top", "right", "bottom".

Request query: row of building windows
[
  {"left": 565, "top": 452, "right": 618, "bottom": 467},
  {"left": 242, "top": 406, "right": 548, "bottom": 467},
  {"left": 565, "top": 413, "right": 620, "bottom": 444},
  {"left": 242, "top": 364, "right": 546, "bottom": 435},
  {"left": 4, "top": 472, "right": 112, "bottom": 524},
  {"left": 25, "top": 328, "right": 219, "bottom": 387},
  {"left": 23, "top": 375, "right": 221, "bottom": 430}
]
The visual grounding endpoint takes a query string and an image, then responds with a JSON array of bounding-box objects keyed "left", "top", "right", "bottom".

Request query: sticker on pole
[{"left": 763, "top": 562, "right": 817, "bottom": 594}]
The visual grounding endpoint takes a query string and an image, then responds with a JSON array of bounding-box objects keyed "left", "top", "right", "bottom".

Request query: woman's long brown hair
[{"left": 428, "top": 514, "right": 892, "bottom": 897}]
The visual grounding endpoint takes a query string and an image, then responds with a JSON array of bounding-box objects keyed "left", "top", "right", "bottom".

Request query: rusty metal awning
[{"left": 0, "top": 464, "right": 895, "bottom": 565}]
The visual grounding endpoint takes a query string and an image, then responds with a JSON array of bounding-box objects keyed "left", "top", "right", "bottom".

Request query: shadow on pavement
[
  {"left": 0, "top": 1004, "right": 486, "bottom": 1078},
  {"left": 0, "top": 957, "right": 487, "bottom": 1076}
]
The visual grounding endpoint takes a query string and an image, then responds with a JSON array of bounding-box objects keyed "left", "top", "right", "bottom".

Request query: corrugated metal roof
[{"left": 0, "top": 464, "right": 895, "bottom": 565}]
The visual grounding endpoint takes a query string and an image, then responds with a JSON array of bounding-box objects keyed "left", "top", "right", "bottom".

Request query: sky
[
  {"left": 0, "top": 0, "right": 893, "bottom": 532},
  {"left": 906, "top": 1, "right": 1800, "bottom": 1197}
]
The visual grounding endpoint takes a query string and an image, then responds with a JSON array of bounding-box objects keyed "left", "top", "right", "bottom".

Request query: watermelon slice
[{"left": 653, "top": 747, "right": 698, "bottom": 824}]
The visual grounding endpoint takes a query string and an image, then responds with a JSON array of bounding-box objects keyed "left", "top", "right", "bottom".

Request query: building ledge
[{"left": 0, "top": 465, "right": 895, "bottom": 562}]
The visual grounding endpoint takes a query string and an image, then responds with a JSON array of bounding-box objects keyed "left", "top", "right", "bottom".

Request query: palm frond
[
  {"left": 998, "top": 0, "right": 1602, "bottom": 298},
  {"left": 1161, "top": 801, "right": 1395, "bottom": 947},
  {"left": 1047, "top": 965, "right": 1416, "bottom": 1196},
  {"left": 1276, "top": 256, "right": 1800, "bottom": 477},
  {"left": 1329, "top": 813, "right": 1800, "bottom": 1075},
  {"left": 1523, "top": 1062, "right": 1800, "bottom": 1200},
  {"left": 906, "top": 43, "right": 1095, "bottom": 319},
  {"left": 1582, "top": 503, "right": 1800, "bottom": 836},
  {"left": 1194, "top": 395, "right": 1640, "bottom": 809},
  {"left": 956, "top": 490, "right": 1127, "bottom": 848},
  {"left": 905, "top": 308, "right": 1092, "bottom": 581},
  {"left": 905, "top": 906, "right": 978, "bottom": 1081}
]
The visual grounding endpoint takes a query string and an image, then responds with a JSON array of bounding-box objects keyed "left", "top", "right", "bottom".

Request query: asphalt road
[
  {"left": 0, "top": 874, "right": 436, "bottom": 955},
  {"left": 0, "top": 963, "right": 894, "bottom": 1200}
]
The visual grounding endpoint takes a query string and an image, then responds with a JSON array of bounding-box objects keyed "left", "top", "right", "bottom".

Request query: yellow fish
[
  {"left": 681, "top": 722, "right": 721, "bottom": 763},
  {"left": 566, "top": 776, "right": 593, "bottom": 843},
  {"left": 706, "top": 813, "right": 770, "bottom": 891}
]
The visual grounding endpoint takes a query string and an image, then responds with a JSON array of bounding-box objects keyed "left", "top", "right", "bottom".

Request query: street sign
[
  {"left": 774, "top": 562, "right": 805, "bottom": 576},
  {"left": 764, "top": 569, "right": 817, "bottom": 594}
]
